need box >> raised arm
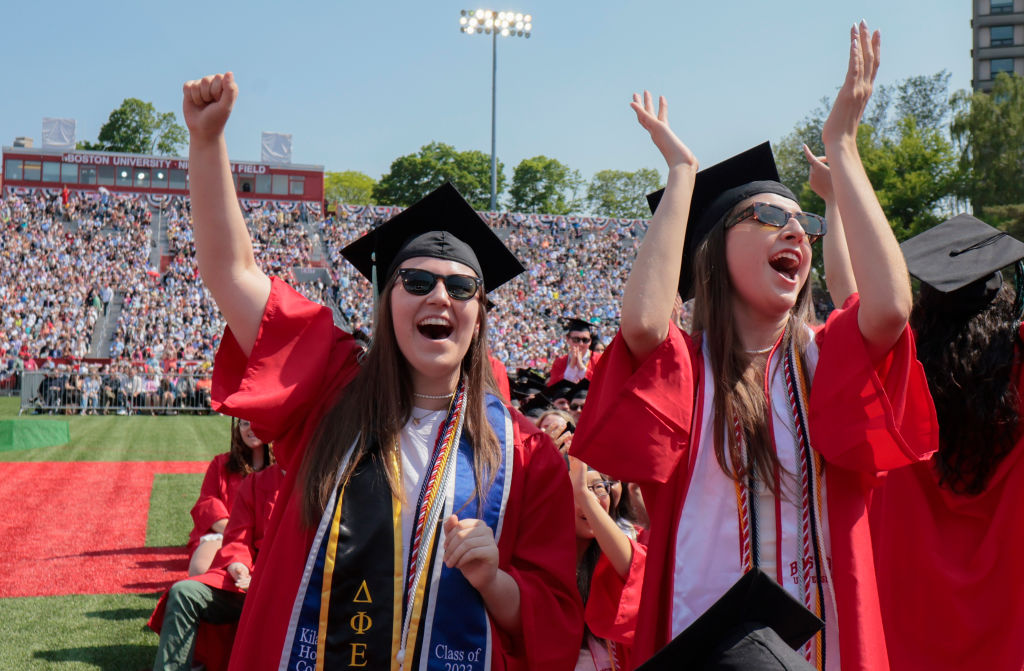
[803,145,858,307]
[821,23,912,359]
[183,72,271,356]
[620,92,699,361]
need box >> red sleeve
[810,294,939,473]
[212,277,362,468]
[216,473,258,573]
[584,537,646,645]
[500,417,583,671]
[546,357,567,386]
[570,325,695,484]
[189,454,233,545]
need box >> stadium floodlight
[459,8,533,211]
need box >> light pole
[459,9,532,211]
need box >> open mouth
[768,250,801,281]
[417,316,454,340]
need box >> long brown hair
[691,201,814,495]
[227,417,274,475]
[911,282,1021,494]
[298,274,501,526]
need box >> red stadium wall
[2,147,323,203]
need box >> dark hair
[576,540,602,643]
[911,282,1021,494]
[227,416,274,475]
[298,273,500,526]
[691,197,814,495]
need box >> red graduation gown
[212,278,582,671]
[870,345,1024,670]
[489,354,512,403]
[570,295,937,671]
[187,453,245,555]
[547,352,603,386]
[585,536,646,670]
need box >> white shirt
[671,336,840,670]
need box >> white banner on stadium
[42,117,76,150]
[261,132,292,164]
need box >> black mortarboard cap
[519,393,553,418]
[901,214,1024,295]
[512,368,548,399]
[570,378,590,401]
[636,569,824,671]
[647,142,797,300]
[546,379,577,402]
[340,182,525,295]
[564,318,595,334]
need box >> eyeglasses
[586,480,618,497]
[723,202,826,243]
[568,335,591,344]
[570,401,586,411]
[398,268,482,301]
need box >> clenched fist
[182,72,239,143]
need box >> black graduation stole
[280,387,514,671]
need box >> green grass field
[0,395,231,669]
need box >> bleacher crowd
[0,190,650,409]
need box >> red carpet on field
[0,461,208,598]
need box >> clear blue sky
[3,0,971,189]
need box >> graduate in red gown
[569,457,645,671]
[182,71,581,671]
[150,462,286,671]
[870,216,1024,671]
[570,23,937,670]
[187,418,272,577]
[547,319,603,385]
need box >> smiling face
[237,419,264,450]
[390,256,482,391]
[724,192,813,321]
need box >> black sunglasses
[398,268,482,301]
[724,202,826,243]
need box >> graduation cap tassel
[370,251,378,349]
[1014,260,1024,325]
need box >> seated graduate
[187,417,272,577]
[150,460,286,671]
[570,23,937,671]
[868,216,1024,671]
[182,70,582,671]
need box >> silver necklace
[413,391,455,399]
[745,344,774,355]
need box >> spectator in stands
[80,367,100,415]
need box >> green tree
[324,170,377,205]
[509,155,583,214]
[585,168,662,218]
[373,142,503,210]
[84,98,187,155]
[951,72,1024,214]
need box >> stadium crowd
[1,188,653,410]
